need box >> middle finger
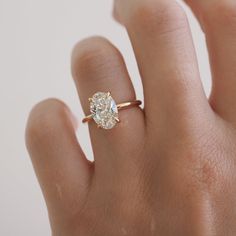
[115,0,210,130]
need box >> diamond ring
[82,92,142,129]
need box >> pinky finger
[25,99,92,232]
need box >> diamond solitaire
[82,92,142,130]
[90,92,119,129]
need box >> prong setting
[115,117,120,123]
[88,92,119,129]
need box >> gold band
[82,100,142,123]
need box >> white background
[0,0,211,235]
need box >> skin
[25,0,236,235]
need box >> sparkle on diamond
[90,92,118,129]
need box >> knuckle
[25,99,70,147]
[129,0,188,36]
[173,154,220,194]
[193,157,233,195]
[184,137,229,191]
[191,156,221,189]
[72,36,122,79]
[169,130,230,193]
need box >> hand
[26,0,236,235]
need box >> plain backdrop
[0,0,211,235]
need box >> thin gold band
[82,100,142,123]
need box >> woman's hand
[26,0,236,235]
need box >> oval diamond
[89,92,118,129]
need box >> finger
[71,37,145,162]
[25,99,92,230]
[114,0,210,130]
[184,0,236,123]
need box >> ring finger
[71,36,145,165]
